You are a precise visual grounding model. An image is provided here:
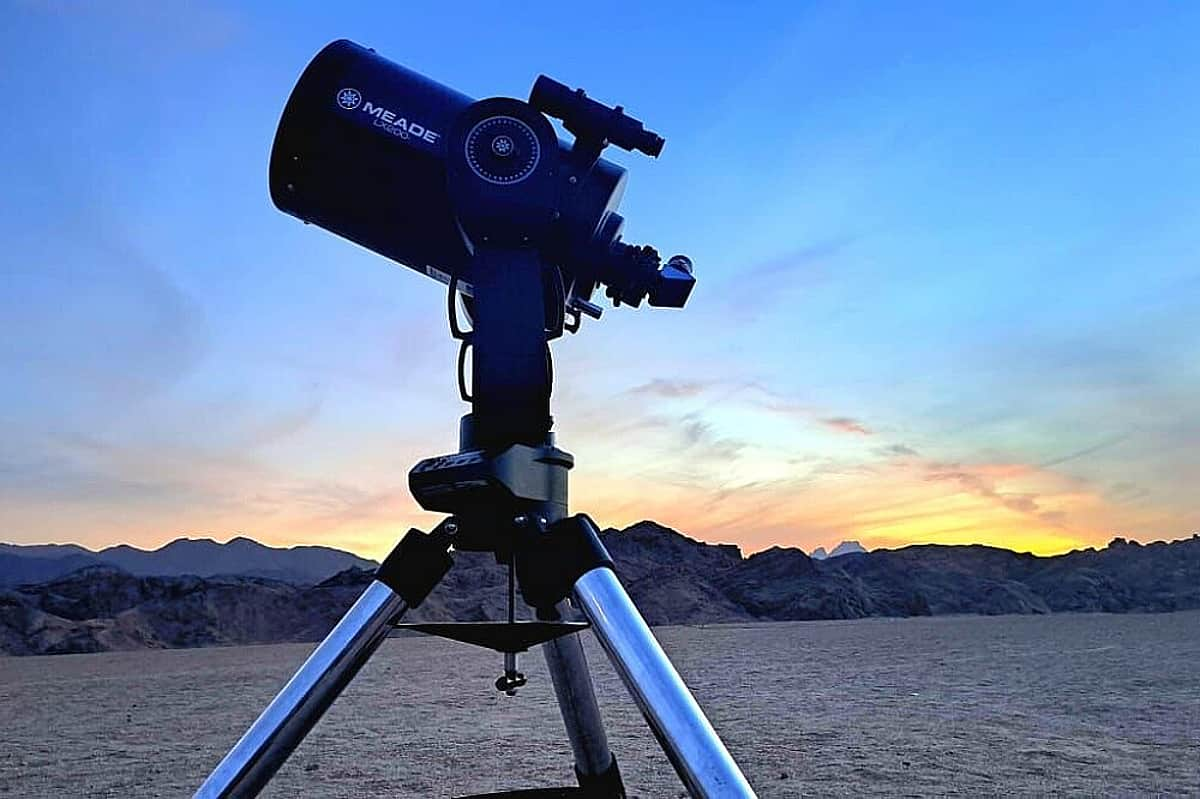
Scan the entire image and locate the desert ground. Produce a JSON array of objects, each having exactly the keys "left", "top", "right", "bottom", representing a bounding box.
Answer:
[{"left": 1, "top": 611, "right": 1197, "bottom": 797}]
